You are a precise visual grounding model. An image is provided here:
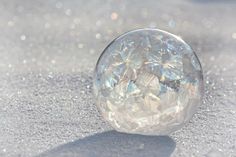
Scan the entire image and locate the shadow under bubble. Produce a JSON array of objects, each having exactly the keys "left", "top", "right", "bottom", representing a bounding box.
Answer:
[{"left": 37, "top": 131, "right": 176, "bottom": 157}]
